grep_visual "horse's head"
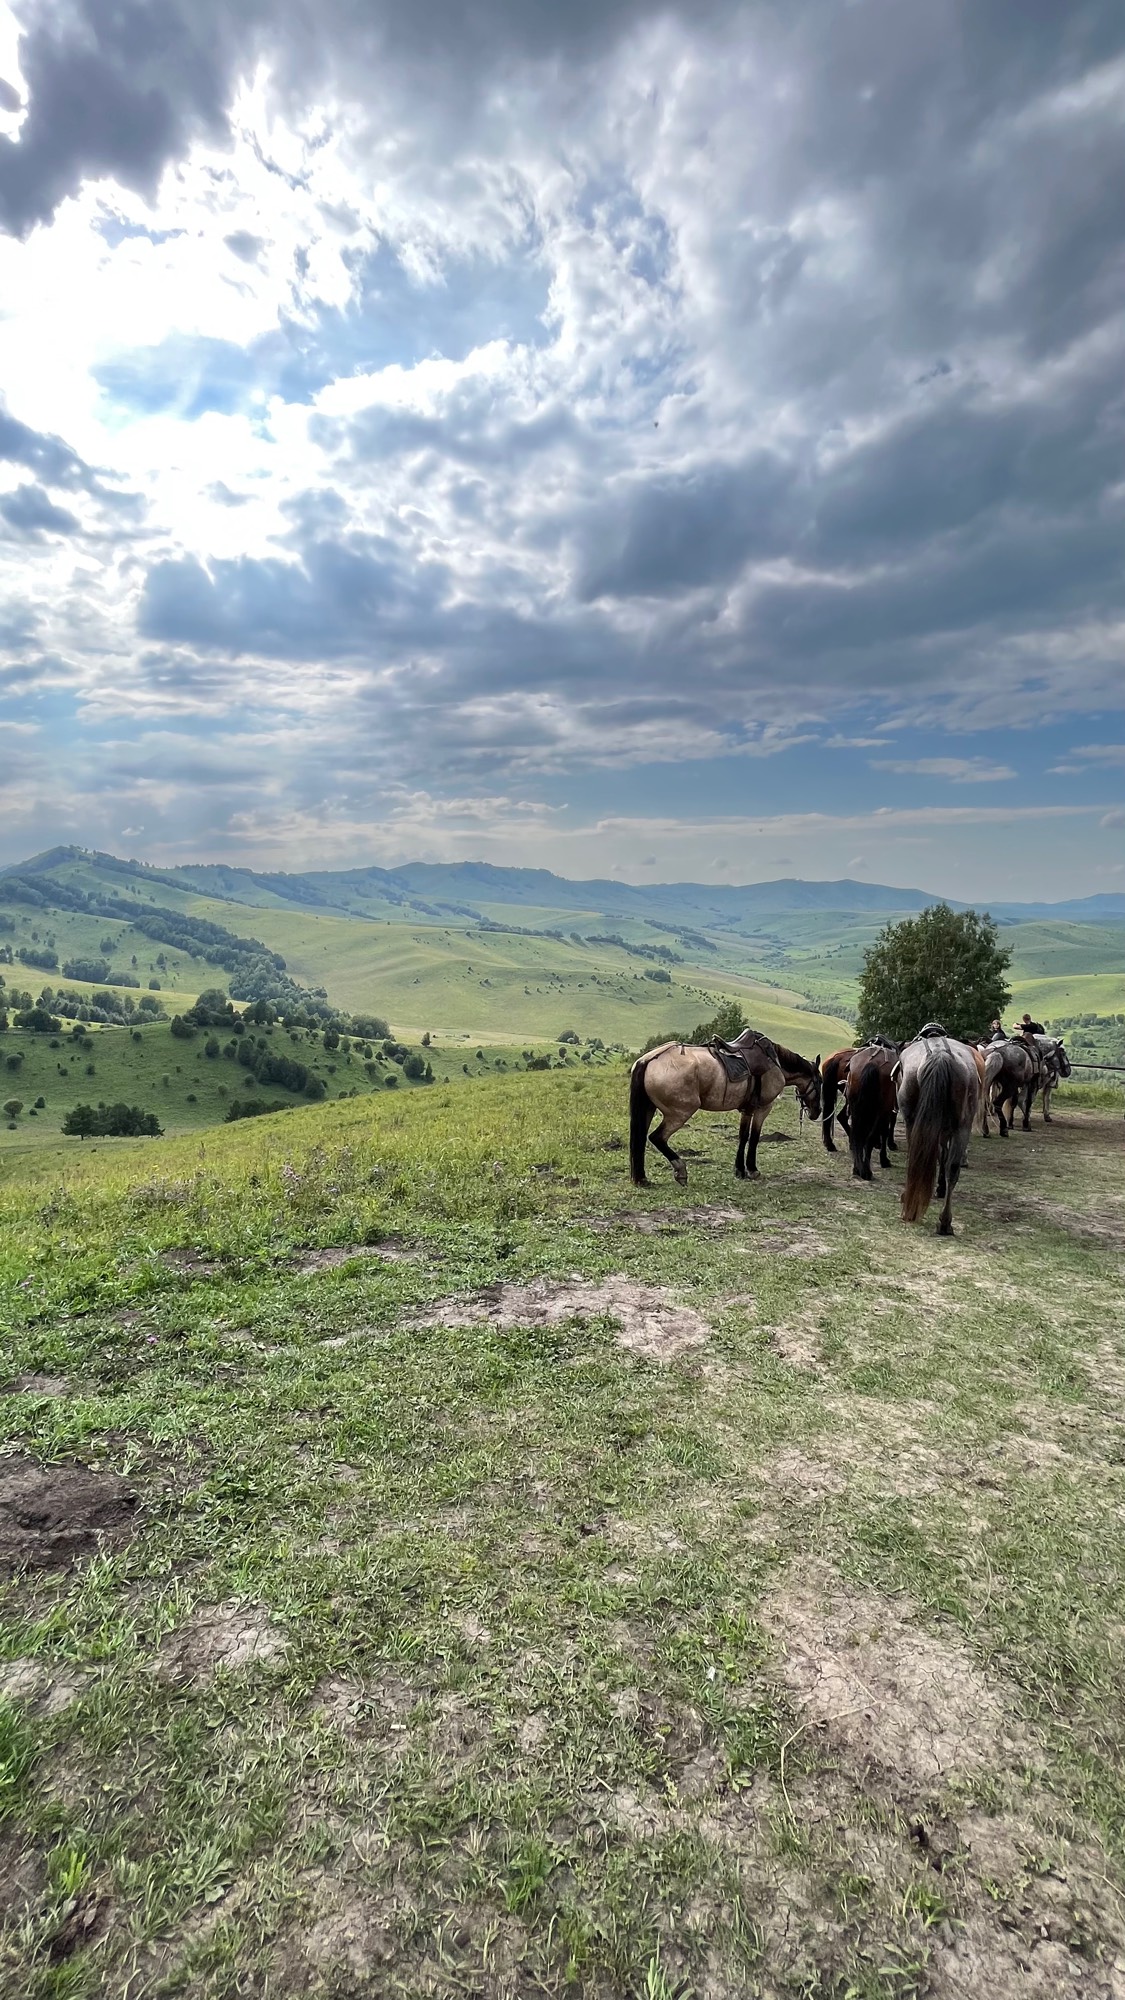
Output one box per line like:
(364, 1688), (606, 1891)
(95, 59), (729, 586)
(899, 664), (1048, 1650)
(1054, 1040), (1072, 1078)
(796, 1060), (822, 1122)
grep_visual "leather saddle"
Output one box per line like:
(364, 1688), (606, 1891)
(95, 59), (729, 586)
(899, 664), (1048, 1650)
(706, 1028), (779, 1087)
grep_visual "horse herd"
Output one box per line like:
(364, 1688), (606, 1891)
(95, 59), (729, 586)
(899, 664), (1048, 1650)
(629, 1024), (1072, 1236)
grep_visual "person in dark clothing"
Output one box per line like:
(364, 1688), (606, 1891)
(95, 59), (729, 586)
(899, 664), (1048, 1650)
(1020, 1011), (1046, 1035)
(986, 1017), (1006, 1040)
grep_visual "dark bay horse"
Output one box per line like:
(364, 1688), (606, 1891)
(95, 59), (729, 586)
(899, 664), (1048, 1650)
(844, 1044), (898, 1180)
(630, 1032), (822, 1185)
(819, 1046), (855, 1152)
(896, 1032), (981, 1236)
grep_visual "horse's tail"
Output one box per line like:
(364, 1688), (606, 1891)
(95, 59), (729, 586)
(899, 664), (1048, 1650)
(849, 1057), (881, 1167)
(820, 1053), (844, 1151)
(629, 1058), (655, 1185)
(900, 1049), (956, 1224)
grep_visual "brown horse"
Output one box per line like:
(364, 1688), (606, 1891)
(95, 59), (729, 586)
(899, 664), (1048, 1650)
(896, 1031), (981, 1235)
(844, 1044), (898, 1180)
(819, 1046), (855, 1152)
(630, 1032), (822, 1185)
(981, 1036), (1038, 1137)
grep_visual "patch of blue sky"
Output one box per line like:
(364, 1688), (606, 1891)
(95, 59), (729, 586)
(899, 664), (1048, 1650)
(95, 240), (551, 423)
(95, 217), (188, 248)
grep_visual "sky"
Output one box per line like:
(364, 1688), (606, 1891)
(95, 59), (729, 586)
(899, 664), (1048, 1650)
(0, 0), (1123, 901)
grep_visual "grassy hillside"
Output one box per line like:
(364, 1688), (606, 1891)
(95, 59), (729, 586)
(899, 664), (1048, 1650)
(0, 1018), (608, 1163)
(5, 851), (1121, 1068)
(1, 1069), (1123, 1996)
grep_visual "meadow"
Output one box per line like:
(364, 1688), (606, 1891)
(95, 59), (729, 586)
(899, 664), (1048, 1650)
(1, 1064), (1124, 1997)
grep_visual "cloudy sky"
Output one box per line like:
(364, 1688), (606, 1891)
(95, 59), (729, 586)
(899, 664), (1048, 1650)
(1, 0), (1123, 898)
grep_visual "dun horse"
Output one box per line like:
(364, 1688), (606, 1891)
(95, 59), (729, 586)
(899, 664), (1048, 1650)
(630, 1031), (822, 1185)
(896, 1030), (981, 1235)
(844, 1044), (898, 1180)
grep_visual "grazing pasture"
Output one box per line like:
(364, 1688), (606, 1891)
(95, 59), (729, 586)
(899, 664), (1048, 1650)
(1, 1069), (1124, 1997)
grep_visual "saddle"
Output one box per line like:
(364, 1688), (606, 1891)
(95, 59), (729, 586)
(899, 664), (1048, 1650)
(706, 1028), (779, 1088)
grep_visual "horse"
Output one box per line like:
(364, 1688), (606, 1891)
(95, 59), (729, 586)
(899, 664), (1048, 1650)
(895, 1030), (981, 1236)
(819, 1047), (855, 1152)
(1033, 1035), (1071, 1121)
(981, 1036), (1038, 1137)
(844, 1043), (899, 1180)
(630, 1030), (822, 1186)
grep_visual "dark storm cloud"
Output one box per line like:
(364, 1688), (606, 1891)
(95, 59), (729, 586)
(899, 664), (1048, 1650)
(575, 456), (795, 600)
(0, 0), (702, 237)
(0, 482), (81, 539)
(138, 532), (450, 659)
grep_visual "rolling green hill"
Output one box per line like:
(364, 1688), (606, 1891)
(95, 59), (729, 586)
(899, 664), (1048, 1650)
(2, 848), (1121, 1115)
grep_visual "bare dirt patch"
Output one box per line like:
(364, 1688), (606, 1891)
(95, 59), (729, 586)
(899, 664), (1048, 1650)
(0, 1456), (138, 1573)
(737, 1223), (834, 1259)
(768, 1313), (826, 1373)
(582, 1205), (744, 1235)
(312, 1669), (422, 1760)
(0, 1657), (86, 1715)
(0, 1373), (70, 1397)
(292, 1242), (422, 1276)
(154, 1601), (287, 1683)
(413, 1276), (711, 1362)
(765, 1446), (848, 1500)
(761, 1561), (1023, 1791)
(159, 1249), (221, 1278)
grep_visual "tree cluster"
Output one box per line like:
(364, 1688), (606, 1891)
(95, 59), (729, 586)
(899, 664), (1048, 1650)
(62, 1103), (164, 1138)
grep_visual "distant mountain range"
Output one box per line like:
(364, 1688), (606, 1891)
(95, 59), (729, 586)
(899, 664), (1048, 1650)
(3, 846), (1124, 928)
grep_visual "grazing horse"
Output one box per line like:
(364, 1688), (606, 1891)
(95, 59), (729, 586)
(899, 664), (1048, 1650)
(1033, 1035), (1071, 1122)
(630, 1031), (822, 1186)
(820, 1046), (856, 1152)
(982, 1036), (1038, 1136)
(844, 1043), (899, 1180)
(895, 1030), (981, 1236)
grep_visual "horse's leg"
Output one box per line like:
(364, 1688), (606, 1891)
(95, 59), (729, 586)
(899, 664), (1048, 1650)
(878, 1116), (892, 1170)
(744, 1108), (767, 1178)
(649, 1112), (691, 1185)
(887, 1112), (898, 1152)
(938, 1133), (967, 1235)
(1042, 1079), (1053, 1123)
(735, 1110), (751, 1179)
(1021, 1080), (1034, 1131)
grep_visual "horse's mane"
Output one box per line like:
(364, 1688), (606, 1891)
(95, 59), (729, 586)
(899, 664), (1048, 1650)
(772, 1043), (816, 1074)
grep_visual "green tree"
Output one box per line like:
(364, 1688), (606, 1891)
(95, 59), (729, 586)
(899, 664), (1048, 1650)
(3, 1097), (22, 1119)
(855, 904), (1011, 1044)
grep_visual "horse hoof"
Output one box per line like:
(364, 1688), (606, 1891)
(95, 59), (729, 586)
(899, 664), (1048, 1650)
(674, 1169), (688, 1187)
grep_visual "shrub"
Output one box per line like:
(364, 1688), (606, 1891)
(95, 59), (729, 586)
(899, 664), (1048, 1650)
(2, 1098), (22, 1118)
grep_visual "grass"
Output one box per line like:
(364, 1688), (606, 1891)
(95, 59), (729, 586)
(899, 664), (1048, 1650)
(0, 1021), (621, 1161)
(1, 1065), (1123, 1995)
